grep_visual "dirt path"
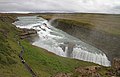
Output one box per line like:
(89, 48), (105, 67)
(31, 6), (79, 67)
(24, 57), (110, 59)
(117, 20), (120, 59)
(15, 35), (37, 77)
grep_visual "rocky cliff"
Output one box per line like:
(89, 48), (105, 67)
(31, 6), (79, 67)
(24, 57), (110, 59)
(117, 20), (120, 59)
(51, 19), (120, 61)
(19, 28), (38, 42)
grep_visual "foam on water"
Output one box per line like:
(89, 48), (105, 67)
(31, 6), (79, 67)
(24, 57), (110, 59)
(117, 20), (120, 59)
(13, 16), (111, 66)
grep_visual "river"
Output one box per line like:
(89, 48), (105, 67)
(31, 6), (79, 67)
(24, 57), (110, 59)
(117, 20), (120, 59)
(13, 16), (111, 66)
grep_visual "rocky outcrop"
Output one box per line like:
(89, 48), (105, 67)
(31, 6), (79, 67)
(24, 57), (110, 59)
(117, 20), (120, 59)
(106, 58), (120, 76)
(112, 58), (120, 69)
(74, 66), (101, 77)
(19, 28), (38, 42)
(52, 63), (120, 77)
(111, 58), (120, 76)
(52, 66), (102, 77)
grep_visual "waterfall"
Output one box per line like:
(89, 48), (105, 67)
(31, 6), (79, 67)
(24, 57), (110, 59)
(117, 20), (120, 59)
(13, 16), (111, 66)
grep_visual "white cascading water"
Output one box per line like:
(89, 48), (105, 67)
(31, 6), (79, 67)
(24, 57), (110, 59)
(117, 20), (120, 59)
(13, 16), (111, 66)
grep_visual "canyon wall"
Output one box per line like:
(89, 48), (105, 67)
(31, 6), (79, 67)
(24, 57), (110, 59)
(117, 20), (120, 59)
(51, 19), (120, 61)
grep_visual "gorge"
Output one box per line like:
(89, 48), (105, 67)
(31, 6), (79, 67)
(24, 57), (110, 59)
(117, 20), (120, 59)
(13, 16), (111, 67)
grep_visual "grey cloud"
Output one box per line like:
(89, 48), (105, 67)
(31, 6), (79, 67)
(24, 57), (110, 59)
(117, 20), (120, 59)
(0, 0), (120, 14)
(114, 6), (120, 10)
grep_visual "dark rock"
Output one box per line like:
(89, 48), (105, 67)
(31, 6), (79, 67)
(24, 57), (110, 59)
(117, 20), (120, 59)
(18, 28), (39, 43)
(112, 58), (120, 69)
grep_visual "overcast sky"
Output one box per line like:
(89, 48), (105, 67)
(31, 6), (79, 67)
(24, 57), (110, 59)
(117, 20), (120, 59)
(0, 0), (120, 14)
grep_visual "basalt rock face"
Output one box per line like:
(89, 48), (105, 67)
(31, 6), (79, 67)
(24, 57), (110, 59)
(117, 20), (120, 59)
(19, 28), (39, 42)
(51, 19), (120, 61)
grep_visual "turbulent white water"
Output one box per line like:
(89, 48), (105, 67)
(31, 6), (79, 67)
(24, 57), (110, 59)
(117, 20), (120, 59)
(13, 16), (111, 66)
